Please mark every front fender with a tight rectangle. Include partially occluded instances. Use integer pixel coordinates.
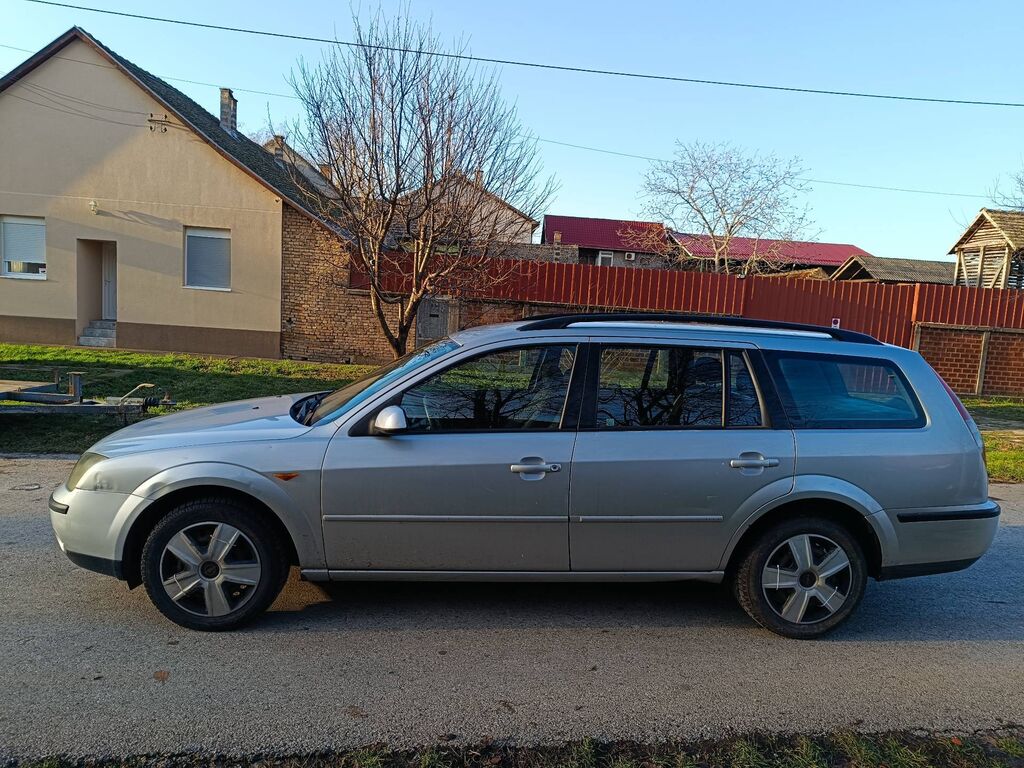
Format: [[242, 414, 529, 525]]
[[716, 474, 899, 570], [114, 461, 325, 569]]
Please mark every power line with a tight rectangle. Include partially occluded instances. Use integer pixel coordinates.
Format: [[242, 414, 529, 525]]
[[21, 0, 1024, 109], [534, 138, 990, 199], [0, 42, 297, 99], [5, 90, 146, 127], [0, 36, 992, 200]]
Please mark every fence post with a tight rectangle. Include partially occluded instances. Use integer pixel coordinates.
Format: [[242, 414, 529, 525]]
[[739, 273, 752, 318], [976, 330, 992, 396]]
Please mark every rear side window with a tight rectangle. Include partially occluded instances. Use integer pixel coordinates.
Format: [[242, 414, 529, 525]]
[[764, 352, 924, 429], [590, 346, 763, 429]]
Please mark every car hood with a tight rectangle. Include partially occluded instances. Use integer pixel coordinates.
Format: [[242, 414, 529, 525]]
[[90, 394, 314, 456]]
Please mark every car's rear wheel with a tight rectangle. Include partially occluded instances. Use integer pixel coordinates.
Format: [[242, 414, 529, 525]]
[[141, 497, 288, 631], [733, 516, 867, 639]]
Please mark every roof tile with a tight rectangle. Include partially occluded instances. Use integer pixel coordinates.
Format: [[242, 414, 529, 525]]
[[672, 233, 874, 267], [542, 215, 664, 252]]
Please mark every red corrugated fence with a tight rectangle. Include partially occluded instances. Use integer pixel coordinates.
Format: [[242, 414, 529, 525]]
[[353, 257, 1024, 348]]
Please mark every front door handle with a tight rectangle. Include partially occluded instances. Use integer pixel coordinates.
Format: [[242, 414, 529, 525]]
[[729, 455, 780, 469], [511, 459, 561, 475]]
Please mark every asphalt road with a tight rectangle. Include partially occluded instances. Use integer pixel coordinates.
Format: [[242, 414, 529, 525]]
[[1, 455, 1023, 759]]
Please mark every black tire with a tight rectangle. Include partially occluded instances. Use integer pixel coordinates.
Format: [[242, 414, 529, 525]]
[[733, 516, 867, 639], [141, 496, 289, 631]]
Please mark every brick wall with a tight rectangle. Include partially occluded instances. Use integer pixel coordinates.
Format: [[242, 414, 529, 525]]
[[916, 326, 984, 394], [916, 325, 1024, 396], [501, 242, 580, 264], [979, 331, 1024, 396], [280, 205, 411, 363]]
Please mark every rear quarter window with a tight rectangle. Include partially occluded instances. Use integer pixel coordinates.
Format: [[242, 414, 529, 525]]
[[764, 351, 925, 429]]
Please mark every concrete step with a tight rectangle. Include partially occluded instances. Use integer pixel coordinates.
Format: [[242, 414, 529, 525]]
[[82, 326, 116, 338], [88, 320, 116, 331], [78, 335, 115, 348]]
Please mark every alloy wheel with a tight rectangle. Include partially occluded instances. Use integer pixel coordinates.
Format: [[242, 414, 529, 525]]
[[761, 533, 853, 625], [159, 522, 262, 618]]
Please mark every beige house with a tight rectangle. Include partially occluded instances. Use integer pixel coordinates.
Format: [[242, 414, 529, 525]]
[[0, 27, 329, 357], [0, 28, 545, 361]]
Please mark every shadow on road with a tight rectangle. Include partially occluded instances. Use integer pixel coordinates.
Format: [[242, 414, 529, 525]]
[[65, 522, 1023, 643], [231, 525, 1024, 643]]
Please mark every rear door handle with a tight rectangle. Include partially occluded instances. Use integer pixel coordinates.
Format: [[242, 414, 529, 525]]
[[729, 456, 780, 469]]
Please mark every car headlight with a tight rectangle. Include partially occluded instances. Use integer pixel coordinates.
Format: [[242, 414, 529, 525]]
[[66, 452, 107, 490]]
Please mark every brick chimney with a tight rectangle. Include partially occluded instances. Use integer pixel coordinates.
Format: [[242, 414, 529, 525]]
[[219, 88, 237, 134], [272, 135, 285, 161], [553, 230, 562, 245], [318, 163, 332, 182]]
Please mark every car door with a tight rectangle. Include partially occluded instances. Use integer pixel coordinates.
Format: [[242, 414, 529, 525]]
[[568, 339, 795, 572], [320, 343, 582, 572]]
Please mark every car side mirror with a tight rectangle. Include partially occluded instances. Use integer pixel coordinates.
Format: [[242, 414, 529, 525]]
[[373, 405, 408, 435]]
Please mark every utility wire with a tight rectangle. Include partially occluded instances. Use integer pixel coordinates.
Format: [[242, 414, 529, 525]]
[[533, 138, 990, 199], [0, 42, 297, 98], [20, 0, 1024, 109], [0, 35, 992, 200]]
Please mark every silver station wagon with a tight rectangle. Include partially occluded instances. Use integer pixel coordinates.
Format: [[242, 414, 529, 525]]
[[50, 313, 1000, 638]]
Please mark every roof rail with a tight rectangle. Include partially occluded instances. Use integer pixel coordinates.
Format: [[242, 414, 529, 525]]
[[517, 312, 882, 345]]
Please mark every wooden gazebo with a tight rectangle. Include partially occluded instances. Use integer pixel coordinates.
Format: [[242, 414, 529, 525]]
[[950, 208, 1024, 288]]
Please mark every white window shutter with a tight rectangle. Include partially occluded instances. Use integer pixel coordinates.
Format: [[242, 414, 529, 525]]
[[1, 217, 46, 276]]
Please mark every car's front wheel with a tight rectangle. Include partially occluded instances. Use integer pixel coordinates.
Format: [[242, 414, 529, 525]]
[[733, 516, 867, 639], [140, 497, 288, 631]]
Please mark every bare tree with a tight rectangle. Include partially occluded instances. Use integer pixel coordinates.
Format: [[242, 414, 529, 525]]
[[286, 10, 554, 358], [993, 168, 1024, 210], [628, 141, 813, 275]]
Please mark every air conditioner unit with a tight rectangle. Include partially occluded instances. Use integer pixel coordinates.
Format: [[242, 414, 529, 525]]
[[624, 252, 636, 261]]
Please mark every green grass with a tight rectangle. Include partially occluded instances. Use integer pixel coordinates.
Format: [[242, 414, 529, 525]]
[[957, 397, 1024, 483], [983, 430, 1024, 483], [9, 344, 1024, 484], [11, 731, 1024, 768], [0, 343, 373, 454], [963, 395, 1024, 426]]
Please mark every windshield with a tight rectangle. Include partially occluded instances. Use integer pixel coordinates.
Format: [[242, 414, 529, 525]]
[[303, 339, 459, 425]]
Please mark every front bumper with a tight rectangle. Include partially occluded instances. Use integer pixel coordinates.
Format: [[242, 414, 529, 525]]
[[50, 485, 136, 580], [63, 549, 124, 579]]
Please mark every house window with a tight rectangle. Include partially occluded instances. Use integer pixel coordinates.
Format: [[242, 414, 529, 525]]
[[184, 227, 231, 290], [597, 250, 614, 267], [1, 216, 46, 279]]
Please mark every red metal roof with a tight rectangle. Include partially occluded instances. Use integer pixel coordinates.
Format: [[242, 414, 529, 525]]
[[672, 233, 874, 267], [542, 215, 665, 252]]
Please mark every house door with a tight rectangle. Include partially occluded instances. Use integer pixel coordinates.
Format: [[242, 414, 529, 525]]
[[101, 246, 117, 320]]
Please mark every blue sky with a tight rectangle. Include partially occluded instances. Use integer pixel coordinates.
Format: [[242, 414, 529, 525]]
[[3, 0, 1021, 259]]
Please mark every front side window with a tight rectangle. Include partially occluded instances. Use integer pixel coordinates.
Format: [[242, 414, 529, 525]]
[[399, 345, 577, 432], [765, 352, 924, 429], [306, 339, 458, 425], [597, 250, 614, 267], [591, 346, 764, 430], [185, 227, 230, 289], [1, 216, 46, 279]]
